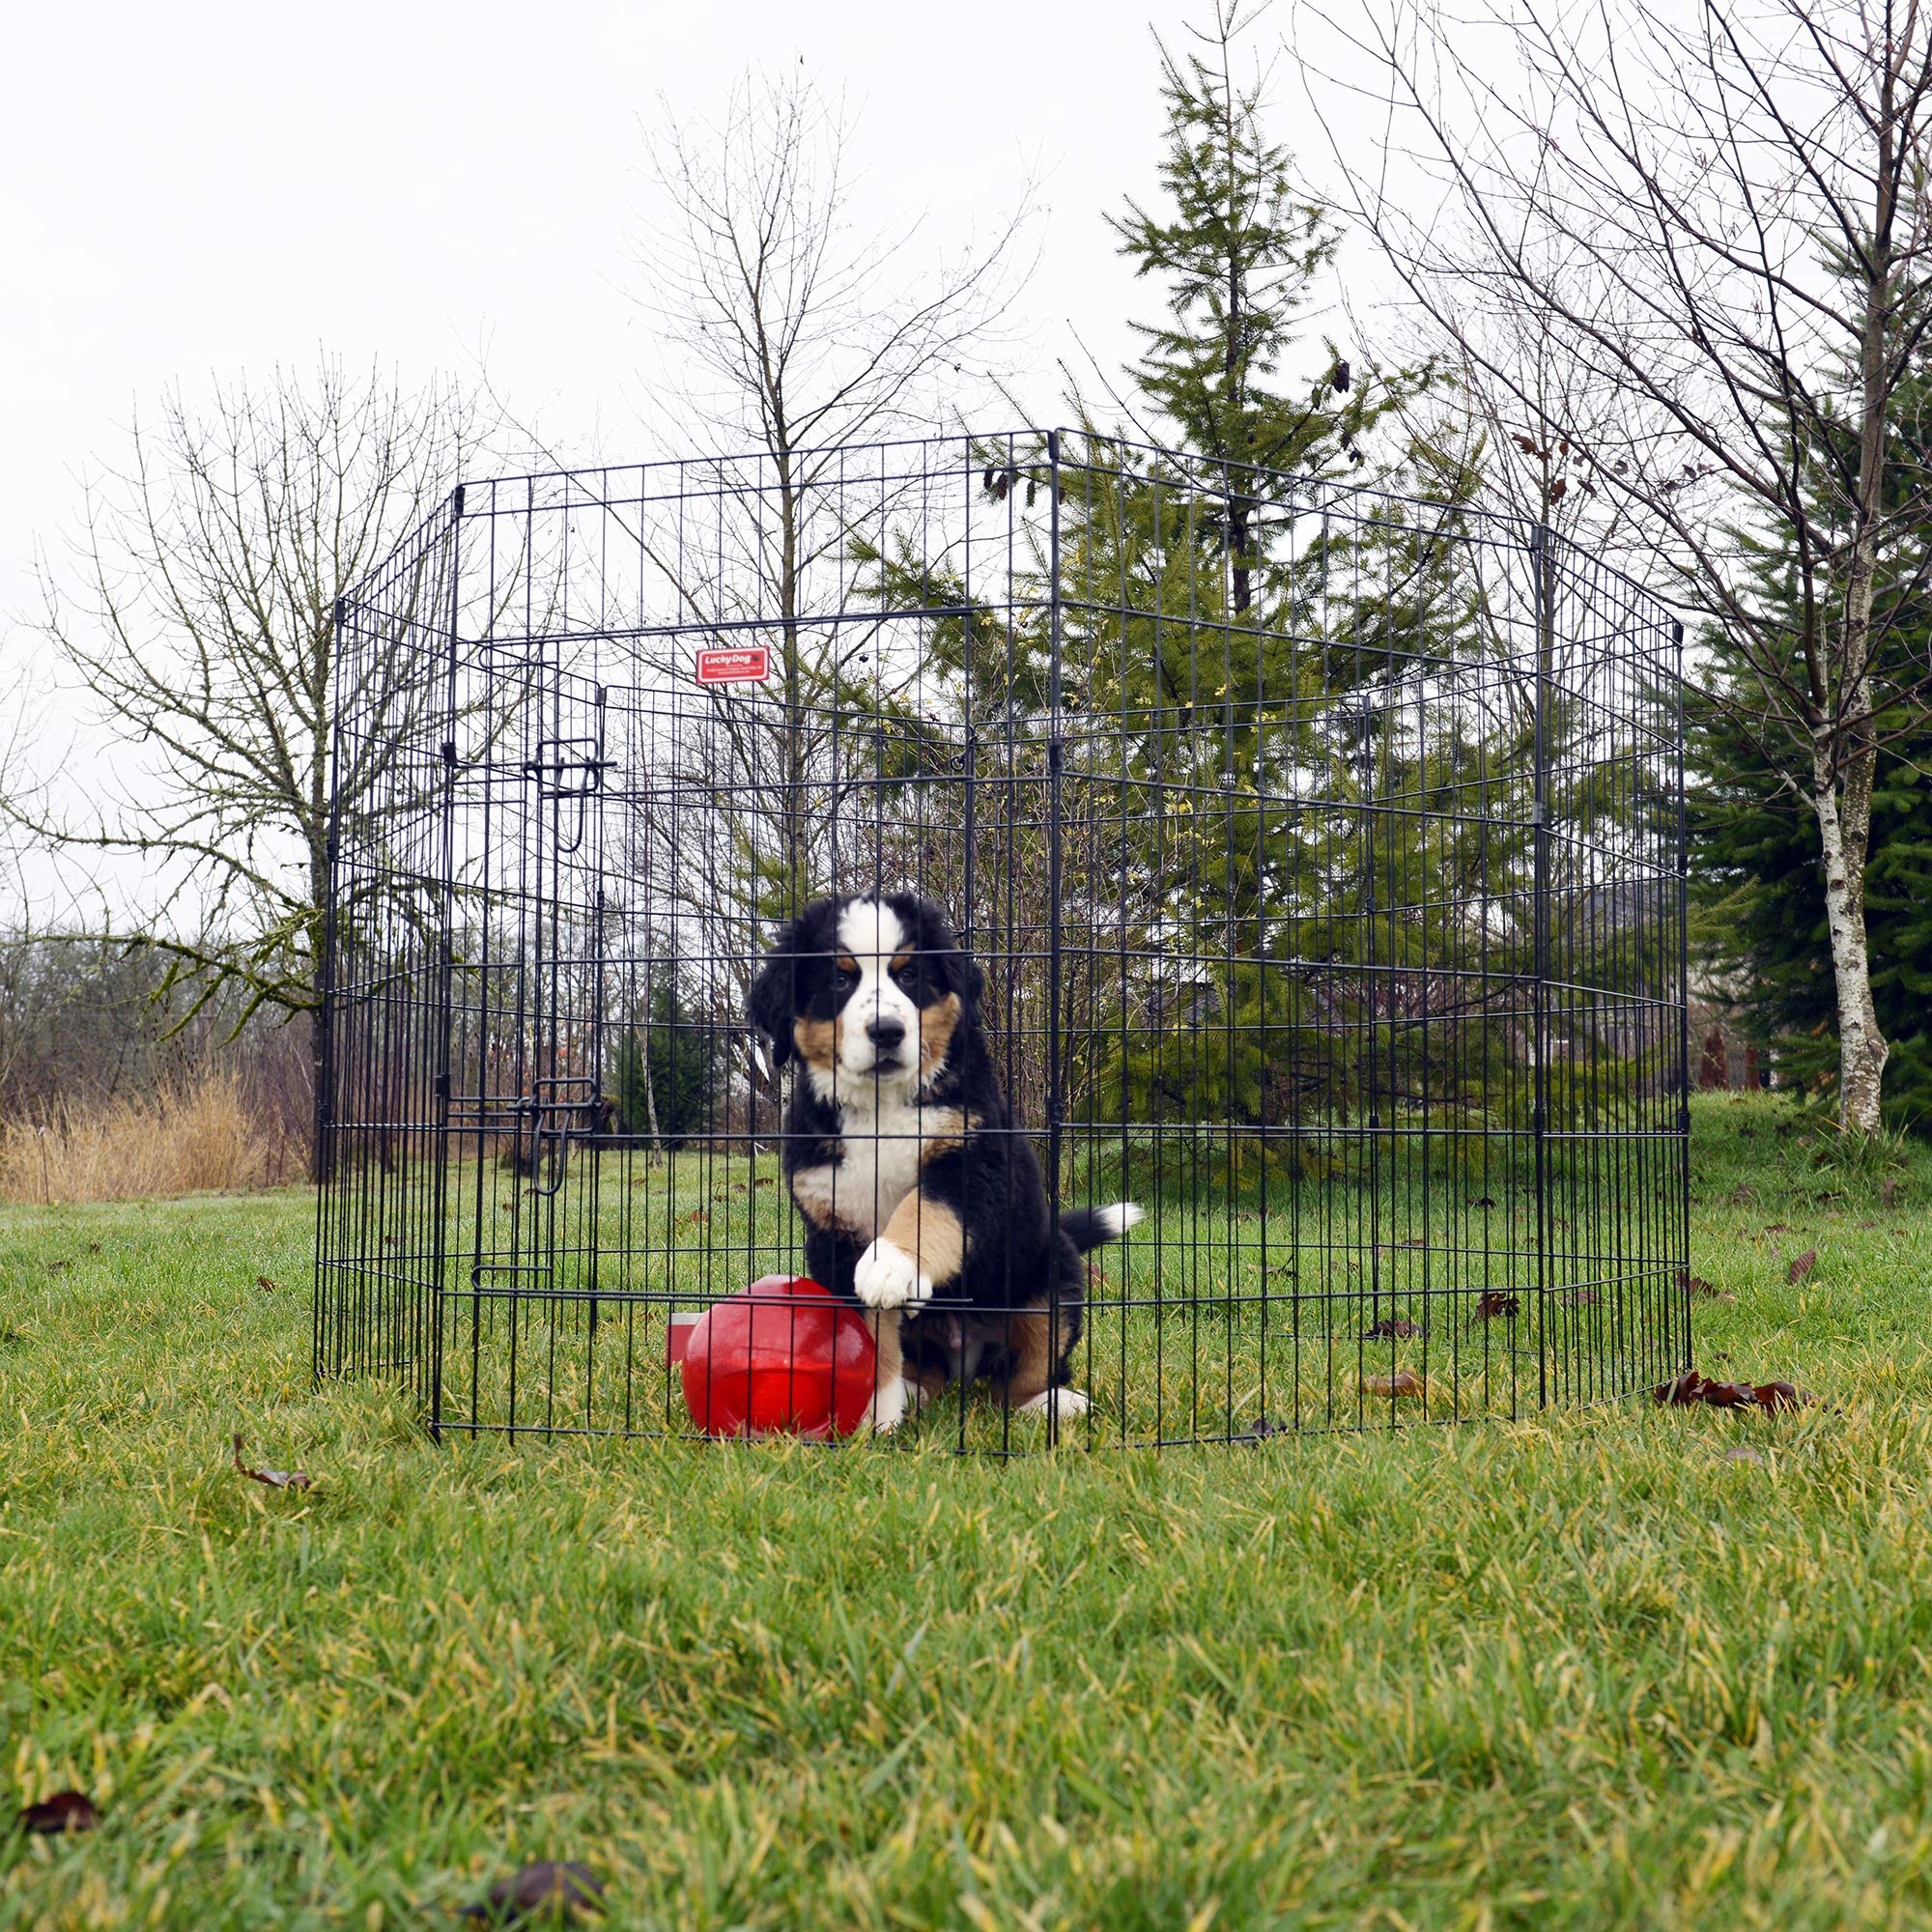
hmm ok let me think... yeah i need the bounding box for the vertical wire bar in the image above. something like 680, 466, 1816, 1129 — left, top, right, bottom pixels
1044, 429, 1065, 1446
313, 602, 347, 1385
1530, 522, 1552, 1409
428, 482, 466, 1442
1672, 611, 1692, 1380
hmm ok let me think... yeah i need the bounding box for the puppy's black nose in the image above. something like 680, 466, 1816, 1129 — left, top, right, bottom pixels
867, 1016, 905, 1049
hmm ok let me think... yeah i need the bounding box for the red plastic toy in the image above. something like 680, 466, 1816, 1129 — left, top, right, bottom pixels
679, 1276, 877, 1439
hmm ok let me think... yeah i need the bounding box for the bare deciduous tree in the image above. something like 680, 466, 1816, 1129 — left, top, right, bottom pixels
16, 356, 493, 1115
1320, 0, 1932, 1132
599, 68, 1043, 1128
621, 66, 1038, 1062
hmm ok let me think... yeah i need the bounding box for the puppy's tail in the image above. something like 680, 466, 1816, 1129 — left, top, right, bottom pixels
1060, 1202, 1144, 1254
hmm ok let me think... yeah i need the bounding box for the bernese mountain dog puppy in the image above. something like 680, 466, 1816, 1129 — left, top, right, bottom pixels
747, 893, 1141, 1434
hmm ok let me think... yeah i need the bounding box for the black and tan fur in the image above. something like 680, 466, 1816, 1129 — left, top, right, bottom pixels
747, 893, 1139, 1432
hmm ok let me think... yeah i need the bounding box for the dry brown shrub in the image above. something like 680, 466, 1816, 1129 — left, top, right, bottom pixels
0, 1067, 302, 1203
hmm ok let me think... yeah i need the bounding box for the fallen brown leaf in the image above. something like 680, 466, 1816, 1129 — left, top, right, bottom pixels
1881, 1177, 1901, 1209
1680, 1273, 1734, 1302
255, 1275, 277, 1293
1698, 1378, 1762, 1408
1565, 1287, 1602, 1306
1474, 1292, 1520, 1320
1787, 1248, 1817, 1284
1656, 1369, 1753, 1406
1656, 1370, 1718, 1406
463, 1861, 606, 1923
18, 1791, 99, 1833
1364, 1318, 1419, 1340
1470, 1195, 1497, 1208
233, 1434, 315, 1492
1656, 1368, 1819, 1412
1728, 1183, 1755, 1207
1366, 1370, 1426, 1400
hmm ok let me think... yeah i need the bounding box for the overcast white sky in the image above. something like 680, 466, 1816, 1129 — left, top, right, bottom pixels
1, 0, 1407, 918
2, 0, 1391, 614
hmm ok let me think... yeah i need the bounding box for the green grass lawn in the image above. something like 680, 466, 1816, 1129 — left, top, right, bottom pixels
4, 1094, 1931, 1929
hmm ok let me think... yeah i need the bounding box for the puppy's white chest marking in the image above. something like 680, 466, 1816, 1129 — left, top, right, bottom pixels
790, 1094, 962, 1239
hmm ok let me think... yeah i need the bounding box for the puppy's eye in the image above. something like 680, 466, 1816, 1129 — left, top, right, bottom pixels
835, 955, 860, 980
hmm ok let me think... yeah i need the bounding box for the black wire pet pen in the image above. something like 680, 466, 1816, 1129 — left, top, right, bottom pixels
313, 428, 1690, 1450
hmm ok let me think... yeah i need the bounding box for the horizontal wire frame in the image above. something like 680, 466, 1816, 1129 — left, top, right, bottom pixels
313, 428, 1690, 1452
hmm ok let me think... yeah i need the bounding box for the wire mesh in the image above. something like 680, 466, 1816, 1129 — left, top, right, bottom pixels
314, 428, 1690, 1451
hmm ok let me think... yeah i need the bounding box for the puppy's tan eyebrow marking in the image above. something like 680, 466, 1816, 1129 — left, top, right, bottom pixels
836, 954, 860, 975
889, 952, 913, 972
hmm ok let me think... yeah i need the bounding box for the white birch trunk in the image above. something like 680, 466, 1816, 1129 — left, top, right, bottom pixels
1810, 754, 1889, 1133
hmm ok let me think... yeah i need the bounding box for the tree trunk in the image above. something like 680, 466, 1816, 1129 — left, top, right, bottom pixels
308, 622, 333, 1182
639, 1007, 663, 1152
308, 994, 331, 1184
1811, 759, 1889, 1132
308, 838, 331, 1184
1822, 206, 1892, 1138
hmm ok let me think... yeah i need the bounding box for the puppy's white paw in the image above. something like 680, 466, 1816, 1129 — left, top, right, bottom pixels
1016, 1385, 1092, 1421
854, 1239, 932, 1310
862, 1374, 910, 1435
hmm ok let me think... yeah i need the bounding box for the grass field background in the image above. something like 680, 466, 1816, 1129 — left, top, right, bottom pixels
4, 1094, 1931, 1928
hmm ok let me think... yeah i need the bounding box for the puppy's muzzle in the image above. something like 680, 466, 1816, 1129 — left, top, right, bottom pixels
863, 1015, 906, 1071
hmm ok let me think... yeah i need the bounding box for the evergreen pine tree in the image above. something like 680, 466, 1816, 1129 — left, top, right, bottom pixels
1075, 2, 1476, 1153
856, 2, 1495, 1163
1104, 0, 1411, 606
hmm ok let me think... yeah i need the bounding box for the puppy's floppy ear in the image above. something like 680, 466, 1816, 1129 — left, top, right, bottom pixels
746, 923, 799, 1066
944, 937, 983, 1005
910, 899, 981, 1004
